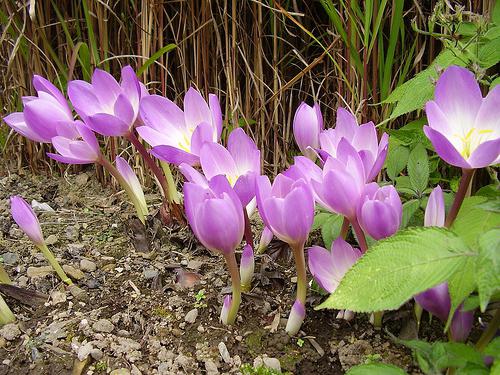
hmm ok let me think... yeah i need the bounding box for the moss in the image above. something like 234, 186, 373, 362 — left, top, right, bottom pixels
152, 307, 172, 319
245, 329, 264, 355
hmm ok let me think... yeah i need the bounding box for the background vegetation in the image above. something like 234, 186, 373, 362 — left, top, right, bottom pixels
0, 0, 496, 184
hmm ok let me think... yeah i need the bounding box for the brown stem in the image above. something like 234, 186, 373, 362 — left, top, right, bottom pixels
340, 217, 350, 239
351, 218, 368, 253
445, 169, 475, 228
476, 309, 500, 352
127, 131, 184, 223
243, 208, 254, 250
291, 242, 307, 305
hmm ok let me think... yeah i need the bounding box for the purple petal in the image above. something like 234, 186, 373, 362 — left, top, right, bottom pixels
120, 65, 140, 112
308, 245, 337, 292
282, 183, 314, 245
450, 306, 474, 342
474, 85, 500, 133
468, 138, 500, 168
200, 142, 238, 180
227, 128, 260, 174
139, 95, 185, 133
86, 113, 129, 136
116, 156, 147, 214
151, 145, 200, 166
136, 125, 173, 147
23, 99, 69, 140
367, 132, 389, 182
285, 299, 306, 335
10, 196, 44, 246
32, 75, 71, 115
240, 244, 255, 288
425, 186, 445, 227
209, 94, 223, 140
183, 87, 211, 132
91, 68, 121, 109
3, 112, 48, 142
434, 66, 482, 132
179, 163, 208, 186
423, 126, 470, 168
425, 101, 454, 135
335, 107, 358, 141
191, 122, 216, 155
46, 152, 93, 165
233, 172, 257, 207
76, 122, 101, 156
68, 80, 102, 117
114, 93, 136, 127
414, 282, 450, 322
255, 175, 272, 226
258, 226, 273, 252
331, 237, 361, 276
293, 102, 321, 158
358, 200, 400, 240
183, 182, 210, 235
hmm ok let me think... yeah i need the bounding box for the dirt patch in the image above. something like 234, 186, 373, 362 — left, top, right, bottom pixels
0, 170, 457, 374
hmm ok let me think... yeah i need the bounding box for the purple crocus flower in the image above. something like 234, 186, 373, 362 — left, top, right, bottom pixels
184, 175, 244, 255
257, 226, 273, 253
357, 183, 402, 240
293, 102, 323, 160
255, 174, 315, 246
137, 87, 222, 165
424, 66, 500, 169
310, 139, 366, 220
199, 128, 261, 206
219, 295, 232, 325
308, 238, 361, 293
46, 122, 101, 164
10, 196, 44, 246
116, 156, 148, 218
3, 75, 78, 142
68, 66, 142, 136
285, 300, 306, 335
319, 107, 388, 182
414, 185, 474, 342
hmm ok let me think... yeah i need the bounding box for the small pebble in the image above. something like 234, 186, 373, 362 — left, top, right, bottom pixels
92, 319, 115, 333
184, 308, 198, 324
80, 259, 97, 272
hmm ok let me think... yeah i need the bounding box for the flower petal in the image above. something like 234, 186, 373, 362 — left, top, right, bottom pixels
423, 126, 470, 168
183, 87, 211, 131
425, 186, 445, 227
86, 113, 129, 136
151, 145, 200, 166
200, 142, 238, 180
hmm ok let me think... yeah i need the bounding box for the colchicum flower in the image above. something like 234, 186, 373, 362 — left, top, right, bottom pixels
137, 87, 222, 165
257, 226, 273, 254
424, 66, 500, 169
256, 174, 314, 334
47, 122, 101, 164
308, 238, 361, 293
184, 176, 244, 324
10, 196, 72, 286
319, 107, 388, 182
357, 183, 402, 240
293, 102, 323, 160
3, 75, 78, 142
414, 186, 474, 342
68, 66, 142, 136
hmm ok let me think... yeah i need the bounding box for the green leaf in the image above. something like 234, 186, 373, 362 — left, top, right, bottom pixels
312, 212, 331, 230
432, 342, 484, 369
484, 337, 500, 359
491, 76, 500, 89
400, 200, 420, 229
455, 363, 489, 375
317, 227, 472, 312
346, 363, 407, 375
321, 214, 344, 249
386, 145, 409, 180
407, 144, 429, 195
395, 176, 415, 195
451, 196, 500, 249
136, 44, 177, 76
476, 229, 500, 311
445, 257, 476, 331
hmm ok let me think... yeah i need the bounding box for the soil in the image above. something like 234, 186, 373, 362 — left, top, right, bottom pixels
0, 169, 461, 374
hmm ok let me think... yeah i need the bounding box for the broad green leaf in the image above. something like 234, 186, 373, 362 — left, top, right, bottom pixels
484, 337, 500, 359
312, 212, 331, 230
455, 363, 490, 375
491, 76, 500, 89
346, 363, 407, 375
386, 145, 409, 180
475, 184, 500, 198
317, 227, 472, 312
395, 176, 415, 195
476, 229, 500, 311
432, 342, 484, 370
451, 196, 500, 249
321, 214, 344, 249
400, 200, 420, 229
407, 144, 429, 195
478, 37, 500, 68
445, 257, 476, 331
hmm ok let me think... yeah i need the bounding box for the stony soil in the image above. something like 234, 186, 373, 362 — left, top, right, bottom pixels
0, 169, 448, 374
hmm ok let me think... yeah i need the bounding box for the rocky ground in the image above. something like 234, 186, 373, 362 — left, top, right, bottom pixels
0, 169, 443, 374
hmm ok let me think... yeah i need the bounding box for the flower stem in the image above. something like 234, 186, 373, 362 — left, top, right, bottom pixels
340, 217, 350, 239
291, 242, 307, 305
223, 252, 242, 325
372, 311, 384, 329
127, 131, 184, 223
160, 161, 181, 204
0, 295, 15, 325
351, 218, 368, 253
0, 264, 11, 284
243, 208, 254, 250
445, 169, 475, 228
98, 156, 147, 224
476, 309, 500, 352
37, 243, 72, 286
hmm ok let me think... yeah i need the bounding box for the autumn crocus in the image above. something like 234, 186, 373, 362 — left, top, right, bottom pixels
184, 176, 244, 325
239, 244, 254, 292
137, 87, 222, 165
357, 183, 402, 241
257, 226, 273, 254
3, 75, 78, 142
256, 174, 315, 334
115, 156, 148, 219
68, 66, 141, 136
308, 238, 361, 293
293, 102, 323, 160
10, 196, 72, 286
319, 108, 388, 182
414, 186, 474, 342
